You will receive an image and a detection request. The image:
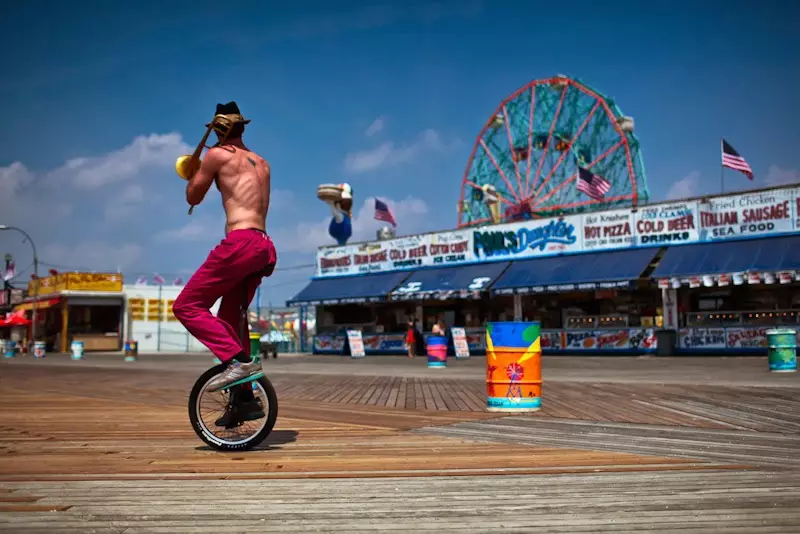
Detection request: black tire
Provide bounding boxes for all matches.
[188,365,279,452]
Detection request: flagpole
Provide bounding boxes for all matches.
[156,283,162,352]
[720,138,725,194]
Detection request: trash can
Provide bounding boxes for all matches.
[124,340,138,362]
[655,329,677,356]
[3,340,15,359]
[249,332,261,361]
[766,329,797,373]
[485,322,542,412]
[426,335,447,368]
[70,340,85,360]
[33,341,46,359]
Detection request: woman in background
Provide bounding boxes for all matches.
[405,320,417,358]
[432,319,445,336]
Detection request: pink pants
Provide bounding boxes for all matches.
[174,229,277,362]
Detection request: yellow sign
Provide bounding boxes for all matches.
[29,272,123,296]
[128,298,145,321]
[146,298,162,322]
[166,299,178,322]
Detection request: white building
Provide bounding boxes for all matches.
[122,284,217,353]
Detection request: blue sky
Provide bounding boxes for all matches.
[1,0,798,306]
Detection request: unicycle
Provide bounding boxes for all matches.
[187,273,278,452]
[188,364,278,451]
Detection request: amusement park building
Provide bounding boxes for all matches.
[288,184,800,355]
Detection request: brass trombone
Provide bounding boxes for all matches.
[175,113,242,214]
[175,113,239,181]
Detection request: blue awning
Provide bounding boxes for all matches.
[651,235,800,278]
[491,248,660,295]
[286,271,412,306]
[391,262,511,300]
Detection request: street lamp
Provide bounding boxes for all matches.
[0,226,39,352]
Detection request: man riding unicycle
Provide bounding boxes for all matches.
[173,101,277,429]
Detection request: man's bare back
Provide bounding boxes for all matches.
[185,140,271,234]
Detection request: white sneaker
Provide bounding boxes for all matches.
[207,360,261,391]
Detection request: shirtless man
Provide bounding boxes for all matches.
[173,101,278,425]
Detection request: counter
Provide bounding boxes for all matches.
[678,326,800,353]
[312,325,799,355]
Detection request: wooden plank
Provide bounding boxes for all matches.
[2,470,800,531]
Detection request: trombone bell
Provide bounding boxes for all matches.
[175,155,199,181]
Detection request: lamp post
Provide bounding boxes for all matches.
[0,226,39,352]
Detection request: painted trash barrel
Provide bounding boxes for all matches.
[426,335,448,368]
[3,340,15,358]
[124,340,138,362]
[249,332,261,361]
[33,341,46,359]
[486,322,542,412]
[71,340,85,360]
[766,329,797,373]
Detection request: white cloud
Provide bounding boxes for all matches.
[343,129,454,174]
[270,196,430,254]
[666,171,700,200]
[0,131,192,276]
[365,117,385,137]
[765,165,799,186]
[104,184,146,223]
[63,133,191,189]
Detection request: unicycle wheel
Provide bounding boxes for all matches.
[188,364,278,452]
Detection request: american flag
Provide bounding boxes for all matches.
[577,167,611,200]
[135,276,148,285]
[3,261,15,282]
[152,273,166,285]
[721,139,753,180]
[374,198,397,227]
[173,277,184,286]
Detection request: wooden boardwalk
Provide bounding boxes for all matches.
[1,356,799,532]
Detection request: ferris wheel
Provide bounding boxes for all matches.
[457,75,649,228]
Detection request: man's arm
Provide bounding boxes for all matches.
[186,148,224,206]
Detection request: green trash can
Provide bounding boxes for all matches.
[766,329,797,373]
[249,332,261,361]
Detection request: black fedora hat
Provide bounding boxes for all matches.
[207,101,251,125]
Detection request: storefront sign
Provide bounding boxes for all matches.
[563,330,598,350]
[346,329,365,358]
[313,335,346,354]
[362,333,406,352]
[582,209,635,251]
[678,327,726,350]
[726,326,769,349]
[698,189,794,241]
[539,331,563,351]
[464,331,485,352]
[795,188,800,230]
[317,232,472,277]
[550,328,657,352]
[633,202,698,246]
[451,327,470,359]
[678,326,800,351]
[472,215,582,260]
[314,186,800,278]
[28,272,123,296]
